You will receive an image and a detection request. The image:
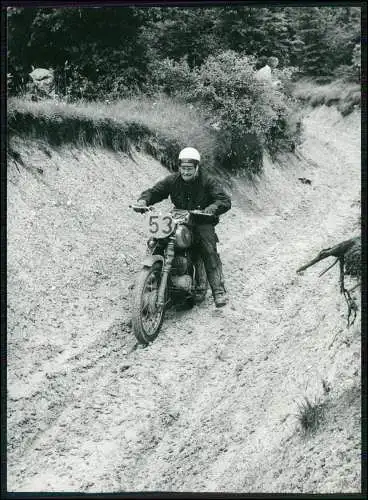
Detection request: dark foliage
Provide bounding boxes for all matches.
[8,6,149,99]
[7,6,361,100]
[6,6,360,176]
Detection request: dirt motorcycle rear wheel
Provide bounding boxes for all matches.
[132,262,166,345]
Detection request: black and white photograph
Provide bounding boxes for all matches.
[5,2,363,494]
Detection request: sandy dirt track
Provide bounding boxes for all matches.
[7,105,361,493]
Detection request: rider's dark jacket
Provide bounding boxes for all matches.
[137,170,231,224]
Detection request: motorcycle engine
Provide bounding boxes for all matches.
[170,254,193,293]
[172,255,189,276]
[170,274,193,293]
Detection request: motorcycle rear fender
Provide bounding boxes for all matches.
[142,255,164,269]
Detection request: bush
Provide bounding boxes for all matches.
[46,60,143,102]
[143,51,301,175]
[9,50,302,178]
[186,51,301,173]
[146,57,197,98]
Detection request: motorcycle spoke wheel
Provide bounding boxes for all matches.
[132,263,166,344]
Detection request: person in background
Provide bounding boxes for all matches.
[134,147,231,308]
[255,56,281,88]
[27,67,56,100]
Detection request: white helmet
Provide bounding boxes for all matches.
[178,147,201,163]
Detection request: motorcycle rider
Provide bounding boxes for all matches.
[134,147,231,308]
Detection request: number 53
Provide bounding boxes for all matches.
[148,215,173,238]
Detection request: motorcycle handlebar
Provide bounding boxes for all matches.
[130,205,216,221]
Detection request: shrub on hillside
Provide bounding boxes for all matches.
[188,51,301,173]
[50,61,142,102]
[145,57,197,98]
[145,51,301,174]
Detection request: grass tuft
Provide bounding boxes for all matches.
[292,78,360,116]
[296,396,327,436]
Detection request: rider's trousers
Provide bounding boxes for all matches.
[192,224,226,296]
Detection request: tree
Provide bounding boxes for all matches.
[284,6,361,78]
[321,6,361,76]
[217,6,268,57]
[8,7,148,98]
[7,5,362,98]
[7,7,38,92]
[294,7,326,77]
[138,7,223,68]
[282,7,305,69]
[257,8,293,65]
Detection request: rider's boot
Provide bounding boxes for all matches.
[206,264,228,308]
[213,290,228,308]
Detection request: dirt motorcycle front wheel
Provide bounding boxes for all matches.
[131,262,166,345]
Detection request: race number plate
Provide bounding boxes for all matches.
[147,214,175,239]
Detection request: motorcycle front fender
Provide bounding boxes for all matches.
[142,255,164,269]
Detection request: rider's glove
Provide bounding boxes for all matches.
[204,205,217,216]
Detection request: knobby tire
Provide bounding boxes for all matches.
[132,262,165,345]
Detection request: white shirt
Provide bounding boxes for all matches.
[254,65,281,88]
[255,65,273,83]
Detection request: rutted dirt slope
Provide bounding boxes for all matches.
[7,105,361,493]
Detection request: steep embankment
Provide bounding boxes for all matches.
[7,105,361,493]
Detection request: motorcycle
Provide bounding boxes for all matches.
[130,205,216,345]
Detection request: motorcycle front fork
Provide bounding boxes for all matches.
[156,237,175,308]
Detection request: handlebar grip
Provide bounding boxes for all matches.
[130,205,153,214]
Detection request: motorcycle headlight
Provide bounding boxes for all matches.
[147,237,157,250]
[175,225,192,249]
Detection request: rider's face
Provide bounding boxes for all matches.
[179,161,197,182]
